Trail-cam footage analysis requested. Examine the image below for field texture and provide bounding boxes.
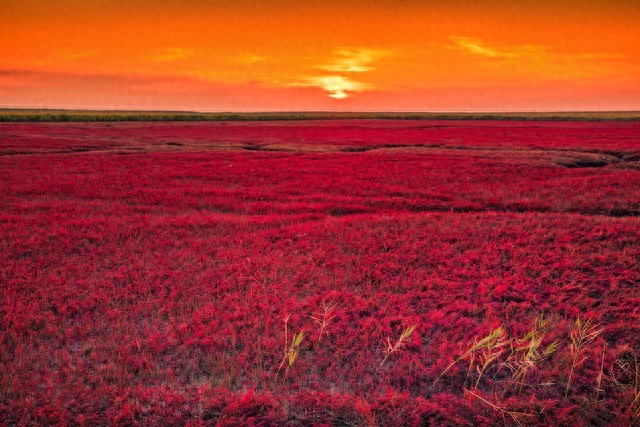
[1,120,639,425]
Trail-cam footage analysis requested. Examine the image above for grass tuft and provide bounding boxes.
[432,326,506,388]
[501,315,558,396]
[380,324,416,367]
[565,317,604,397]
[310,300,337,343]
[276,314,305,382]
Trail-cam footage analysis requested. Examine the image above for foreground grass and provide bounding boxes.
[1,109,639,122]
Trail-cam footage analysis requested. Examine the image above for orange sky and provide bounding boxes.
[1,0,639,111]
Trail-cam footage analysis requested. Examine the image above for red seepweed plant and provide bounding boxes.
[0,120,638,425]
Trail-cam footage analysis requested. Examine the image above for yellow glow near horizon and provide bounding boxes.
[297,76,369,99]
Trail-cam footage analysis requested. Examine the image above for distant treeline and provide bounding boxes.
[1,110,639,122]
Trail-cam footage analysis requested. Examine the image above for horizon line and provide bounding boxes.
[2,107,640,114]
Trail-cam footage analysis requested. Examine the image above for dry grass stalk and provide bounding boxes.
[502,316,558,396]
[627,352,640,425]
[565,317,603,397]
[630,391,640,425]
[310,300,337,343]
[594,343,607,408]
[278,330,305,381]
[474,330,510,387]
[608,348,640,418]
[465,389,533,427]
[380,324,416,367]
[277,314,305,381]
[432,326,506,388]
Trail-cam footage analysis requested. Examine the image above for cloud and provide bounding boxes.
[0,67,377,111]
[150,48,194,62]
[235,54,267,65]
[451,37,624,63]
[575,53,625,60]
[288,48,387,99]
[291,75,369,99]
[449,37,563,61]
[0,70,38,90]
[447,36,628,81]
[452,37,512,58]
[55,49,97,61]
[317,48,387,73]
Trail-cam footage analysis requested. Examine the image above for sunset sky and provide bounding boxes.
[1,0,639,111]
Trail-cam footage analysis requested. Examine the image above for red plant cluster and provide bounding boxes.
[1,120,639,425]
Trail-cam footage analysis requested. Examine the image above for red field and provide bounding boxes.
[1,120,639,425]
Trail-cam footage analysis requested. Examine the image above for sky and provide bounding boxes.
[1,0,639,111]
